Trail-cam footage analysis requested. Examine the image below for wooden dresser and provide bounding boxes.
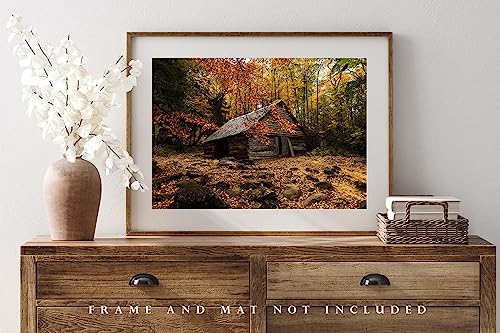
[21,234,496,333]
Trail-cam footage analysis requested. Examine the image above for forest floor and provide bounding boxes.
[152,150,366,209]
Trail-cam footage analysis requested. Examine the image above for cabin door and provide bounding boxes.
[214,139,228,158]
[276,136,290,157]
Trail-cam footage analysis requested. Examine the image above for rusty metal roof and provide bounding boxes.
[204,101,285,143]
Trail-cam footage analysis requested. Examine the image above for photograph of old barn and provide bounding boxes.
[152,57,367,210]
[203,100,306,160]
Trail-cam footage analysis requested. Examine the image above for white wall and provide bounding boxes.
[0,0,498,330]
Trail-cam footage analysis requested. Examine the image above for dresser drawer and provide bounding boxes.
[267,262,479,300]
[38,307,248,333]
[37,261,249,299]
[266,306,478,333]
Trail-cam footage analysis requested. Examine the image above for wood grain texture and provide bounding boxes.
[387,32,393,194]
[37,261,249,299]
[266,306,479,333]
[21,235,495,256]
[480,255,496,333]
[35,298,482,308]
[35,254,249,262]
[38,306,248,333]
[20,235,496,332]
[266,299,481,307]
[125,31,133,236]
[127,32,392,38]
[250,255,266,333]
[267,262,480,300]
[128,231,377,236]
[266,254,480,262]
[21,256,36,333]
[36,299,251,307]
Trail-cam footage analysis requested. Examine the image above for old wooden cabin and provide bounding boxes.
[203,100,307,160]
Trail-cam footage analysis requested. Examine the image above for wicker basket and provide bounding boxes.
[377,201,469,244]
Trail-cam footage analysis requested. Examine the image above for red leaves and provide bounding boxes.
[194,58,269,115]
[201,123,219,132]
[153,105,219,143]
[269,109,298,134]
[245,105,298,145]
[195,58,251,94]
[246,120,272,145]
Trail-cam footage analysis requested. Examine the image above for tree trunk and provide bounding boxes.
[303,76,308,126]
[289,71,300,120]
[316,69,320,126]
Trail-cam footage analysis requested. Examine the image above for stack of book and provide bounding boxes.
[385,196,460,221]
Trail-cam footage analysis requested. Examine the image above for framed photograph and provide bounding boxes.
[126,32,392,235]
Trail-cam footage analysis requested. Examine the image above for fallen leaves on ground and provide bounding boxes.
[152,152,366,209]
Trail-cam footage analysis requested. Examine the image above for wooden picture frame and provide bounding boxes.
[126,32,393,235]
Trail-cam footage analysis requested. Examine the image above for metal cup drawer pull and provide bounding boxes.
[129,273,159,286]
[360,273,390,286]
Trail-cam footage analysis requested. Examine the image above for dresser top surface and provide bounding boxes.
[21,234,495,256]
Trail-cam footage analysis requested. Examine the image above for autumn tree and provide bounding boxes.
[152,59,220,148]
[152,57,367,156]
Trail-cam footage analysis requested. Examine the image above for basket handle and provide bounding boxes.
[404,201,449,222]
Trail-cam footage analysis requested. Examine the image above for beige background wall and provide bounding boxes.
[0,0,499,330]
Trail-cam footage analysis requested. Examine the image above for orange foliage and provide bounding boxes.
[195,58,269,116]
[153,105,219,143]
[245,104,298,145]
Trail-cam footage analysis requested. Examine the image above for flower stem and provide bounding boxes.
[37,43,53,66]
[115,55,123,65]
[33,91,70,136]
[24,39,35,55]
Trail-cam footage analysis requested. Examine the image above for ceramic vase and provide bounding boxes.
[43,157,101,241]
